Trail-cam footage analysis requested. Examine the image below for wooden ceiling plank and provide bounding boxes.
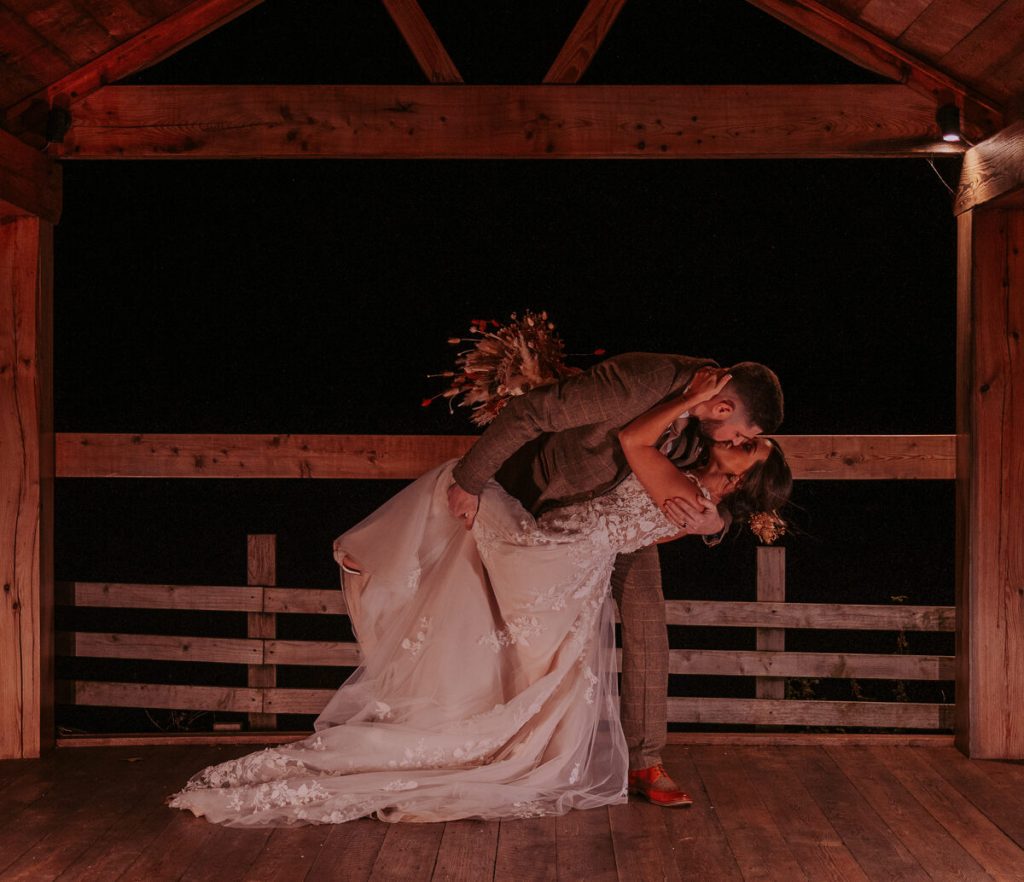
[0,125,61,221]
[0,7,75,84]
[858,0,933,40]
[81,0,160,41]
[380,0,462,83]
[543,0,628,84]
[939,2,1024,97]
[56,83,968,159]
[0,61,46,114]
[745,0,1004,131]
[898,0,1002,59]
[4,0,119,66]
[3,0,264,122]
[956,118,1024,213]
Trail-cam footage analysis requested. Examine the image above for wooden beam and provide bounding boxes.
[955,203,1024,759]
[0,215,54,759]
[955,119,1024,214]
[3,0,264,123]
[246,534,276,730]
[744,0,1003,138]
[665,600,955,631]
[543,0,628,84]
[54,432,955,480]
[380,0,462,84]
[56,84,968,159]
[667,697,953,729]
[0,127,61,222]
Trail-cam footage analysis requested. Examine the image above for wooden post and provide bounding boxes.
[247,534,277,730]
[756,547,786,705]
[955,202,1024,759]
[0,215,55,759]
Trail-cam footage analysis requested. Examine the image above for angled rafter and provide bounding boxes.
[955,119,1024,214]
[744,0,1004,139]
[56,84,966,159]
[381,0,462,83]
[544,0,628,84]
[0,127,61,221]
[3,0,264,124]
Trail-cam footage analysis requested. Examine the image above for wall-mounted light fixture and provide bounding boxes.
[936,104,961,143]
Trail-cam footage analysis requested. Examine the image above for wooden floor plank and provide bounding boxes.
[659,747,743,882]
[733,747,870,882]
[55,747,226,882]
[241,825,331,881]
[867,746,1024,881]
[0,748,121,876]
[782,746,930,882]
[689,745,808,881]
[917,746,1024,850]
[608,800,683,882]
[555,807,617,882]
[431,820,500,882]
[305,819,388,882]
[825,745,993,881]
[179,825,275,882]
[493,817,556,882]
[367,822,445,882]
[3,747,190,881]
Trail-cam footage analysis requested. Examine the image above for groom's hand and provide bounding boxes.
[662,497,724,535]
[447,483,480,529]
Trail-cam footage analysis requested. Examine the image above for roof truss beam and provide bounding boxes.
[381,0,462,83]
[3,0,264,125]
[956,119,1024,214]
[57,84,965,160]
[745,0,1003,140]
[544,0,628,84]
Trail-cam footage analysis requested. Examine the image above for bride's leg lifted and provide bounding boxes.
[612,546,692,807]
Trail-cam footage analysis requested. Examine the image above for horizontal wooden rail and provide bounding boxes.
[55,433,955,480]
[667,697,954,729]
[58,682,954,728]
[666,600,955,631]
[57,583,954,632]
[56,632,952,680]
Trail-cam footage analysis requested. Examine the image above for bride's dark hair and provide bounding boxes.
[721,440,793,530]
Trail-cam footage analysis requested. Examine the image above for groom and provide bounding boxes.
[447,352,783,806]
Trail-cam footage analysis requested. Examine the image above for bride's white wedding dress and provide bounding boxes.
[168,460,683,827]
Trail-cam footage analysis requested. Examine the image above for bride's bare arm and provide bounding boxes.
[618,368,729,511]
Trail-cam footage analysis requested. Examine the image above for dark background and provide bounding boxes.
[53,0,960,732]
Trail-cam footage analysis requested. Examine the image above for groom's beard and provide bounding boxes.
[697,417,725,441]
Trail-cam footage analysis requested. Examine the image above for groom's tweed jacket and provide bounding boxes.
[452,352,716,512]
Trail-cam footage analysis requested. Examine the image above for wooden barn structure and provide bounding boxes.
[2,3,1024,876]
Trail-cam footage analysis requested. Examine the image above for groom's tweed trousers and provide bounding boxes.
[452,352,716,769]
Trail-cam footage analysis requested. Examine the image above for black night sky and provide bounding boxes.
[52,0,960,730]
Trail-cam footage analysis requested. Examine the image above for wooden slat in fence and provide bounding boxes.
[667,697,955,729]
[264,640,362,666]
[669,649,954,680]
[59,681,261,713]
[56,632,262,665]
[666,600,956,631]
[55,433,956,480]
[58,582,954,633]
[56,581,263,611]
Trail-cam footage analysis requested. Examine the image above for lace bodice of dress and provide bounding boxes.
[537,472,711,555]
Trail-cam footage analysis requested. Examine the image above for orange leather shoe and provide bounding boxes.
[628,763,694,807]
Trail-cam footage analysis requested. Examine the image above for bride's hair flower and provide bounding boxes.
[748,511,787,544]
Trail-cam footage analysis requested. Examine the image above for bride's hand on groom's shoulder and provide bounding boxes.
[662,497,724,535]
[684,367,732,403]
[447,482,480,529]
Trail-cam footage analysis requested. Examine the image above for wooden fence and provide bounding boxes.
[56,537,956,735]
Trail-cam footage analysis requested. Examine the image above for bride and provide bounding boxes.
[168,369,791,826]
